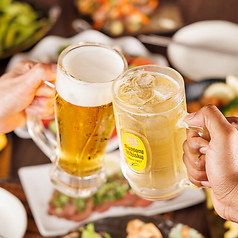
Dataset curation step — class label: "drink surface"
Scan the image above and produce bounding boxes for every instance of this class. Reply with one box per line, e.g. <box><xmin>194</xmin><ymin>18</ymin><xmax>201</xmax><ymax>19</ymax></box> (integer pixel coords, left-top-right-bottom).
<box><xmin>114</xmin><ymin>70</ymin><xmax>187</xmax><ymax>200</ymax></box>
<box><xmin>56</xmin><ymin>45</ymin><xmax>126</xmax><ymax>107</ymax></box>
<box><xmin>63</xmin><ymin>46</ymin><xmax>125</xmax><ymax>83</ymax></box>
<box><xmin>117</xmin><ymin>71</ymin><xmax>179</xmax><ymax>108</ymax></box>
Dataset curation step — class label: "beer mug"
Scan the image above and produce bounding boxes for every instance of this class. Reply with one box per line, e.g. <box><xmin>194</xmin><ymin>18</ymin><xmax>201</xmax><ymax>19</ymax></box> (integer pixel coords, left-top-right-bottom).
<box><xmin>27</xmin><ymin>42</ymin><xmax>127</xmax><ymax>198</ymax></box>
<box><xmin>112</xmin><ymin>65</ymin><xmax>201</xmax><ymax>201</ymax></box>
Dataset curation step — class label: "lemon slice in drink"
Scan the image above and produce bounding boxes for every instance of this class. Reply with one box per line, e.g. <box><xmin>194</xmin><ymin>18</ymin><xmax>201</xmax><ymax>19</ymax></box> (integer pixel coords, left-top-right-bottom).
<box><xmin>0</xmin><ymin>134</ymin><xmax>7</xmax><ymax>151</ymax></box>
<box><xmin>203</xmin><ymin>82</ymin><xmax>236</xmax><ymax>102</ymax></box>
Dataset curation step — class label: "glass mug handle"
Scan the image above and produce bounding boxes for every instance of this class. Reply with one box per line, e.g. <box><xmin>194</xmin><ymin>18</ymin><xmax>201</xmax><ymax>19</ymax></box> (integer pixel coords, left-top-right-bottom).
<box><xmin>27</xmin><ymin>114</ymin><xmax>57</xmax><ymax>161</ymax></box>
<box><xmin>27</xmin><ymin>81</ymin><xmax>57</xmax><ymax>162</ymax></box>
<box><xmin>177</xmin><ymin>112</ymin><xmax>206</xmax><ymax>189</ymax></box>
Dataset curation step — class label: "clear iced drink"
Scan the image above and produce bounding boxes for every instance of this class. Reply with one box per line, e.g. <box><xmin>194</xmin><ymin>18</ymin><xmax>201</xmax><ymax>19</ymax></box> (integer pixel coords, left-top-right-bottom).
<box><xmin>112</xmin><ymin>65</ymin><xmax>187</xmax><ymax>200</ymax></box>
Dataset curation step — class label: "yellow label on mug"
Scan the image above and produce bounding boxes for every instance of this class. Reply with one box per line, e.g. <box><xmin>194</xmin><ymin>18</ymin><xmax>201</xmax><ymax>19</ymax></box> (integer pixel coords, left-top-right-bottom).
<box><xmin>123</xmin><ymin>133</ymin><xmax>147</xmax><ymax>171</ymax></box>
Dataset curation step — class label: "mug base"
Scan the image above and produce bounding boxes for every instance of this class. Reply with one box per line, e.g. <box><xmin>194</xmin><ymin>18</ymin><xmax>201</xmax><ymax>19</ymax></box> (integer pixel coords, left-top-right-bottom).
<box><xmin>50</xmin><ymin>163</ymin><xmax>107</xmax><ymax>198</ymax></box>
<box><xmin>128</xmin><ymin>181</ymin><xmax>184</xmax><ymax>201</ymax></box>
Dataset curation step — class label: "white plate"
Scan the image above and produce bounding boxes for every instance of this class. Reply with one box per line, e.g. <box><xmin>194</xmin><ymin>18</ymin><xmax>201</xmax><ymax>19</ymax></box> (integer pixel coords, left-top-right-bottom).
<box><xmin>7</xmin><ymin>29</ymin><xmax>168</xmax><ymax>151</ymax></box>
<box><xmin>18</xmin><ymin>150</ymin><xmax>206</xmax><ymax>237</ymax></box>
<box><xmin>168</xmin><ymin>20</ymin><xmax>238</xmax><ymax>81</ymax></box>
<box><xmin>0</xmin><ymin>188</ymin><xmax>27</xmax><ymax>238</ymax></box>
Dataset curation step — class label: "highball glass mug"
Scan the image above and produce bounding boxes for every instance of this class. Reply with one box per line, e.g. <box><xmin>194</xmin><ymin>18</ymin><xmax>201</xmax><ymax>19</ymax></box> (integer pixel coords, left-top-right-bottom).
<box><xmin>112</xmin><ymin>65</ymin><xmax>198</xmax><ymax>201</ymax></box>
<box><xmin>27</xmin><ymin>42</ymin><xmax>127</xmax><ymax>198</ymax></box>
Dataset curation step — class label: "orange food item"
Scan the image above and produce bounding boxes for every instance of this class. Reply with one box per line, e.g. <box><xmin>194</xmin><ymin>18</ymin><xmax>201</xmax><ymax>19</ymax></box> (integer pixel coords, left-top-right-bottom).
<box><xmin>187</xmin><ymin>96</ymin><xmax>229</xmax><ymax>113</ymax></box>
<box><xmin>76</xmin><ymin>0</ymin><xmax>159</xmax><ymax>35</ymax></box>
<box><xmin>126</xmin><ymin>219</ymin><xmax>163</xmax><ymax>238</ymax></box>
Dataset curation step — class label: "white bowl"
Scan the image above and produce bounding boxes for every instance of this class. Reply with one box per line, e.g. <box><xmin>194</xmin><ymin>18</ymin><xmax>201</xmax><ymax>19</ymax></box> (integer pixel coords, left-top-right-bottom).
<box><xmin>0</xmin><ymin>188</ymin><xmax>27</xmax><ymax>238</ymax></box>
<box><xmin>168</xmin><ymin>20</ymin><xmax>238</xmax><ymax>81</ymax></box>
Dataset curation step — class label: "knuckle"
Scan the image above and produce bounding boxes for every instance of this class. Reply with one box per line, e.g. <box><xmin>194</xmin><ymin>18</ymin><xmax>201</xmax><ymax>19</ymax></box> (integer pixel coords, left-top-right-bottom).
<box><xmin>195</xmin><ymin>157</ymin><xmax>205</xmax><ymax>171</ymax></box>
<box><xmin>192</xmin><ymin>169</ymin><xmax>206</xmax><ymax>181</ymax></box>
<box><xmin>202</xmin><ymin>104</ymin><xmax>218</xmax><ymax>114</ymax></box>
<box><xmin>34</xmin><ymin>62</ymin><xmax>47</xmax><ymax>71</ymax></box>
<box><xmin>15</xmin><ymin>60</ymin><xmax>35</xmax><ymax>71</ymax></box>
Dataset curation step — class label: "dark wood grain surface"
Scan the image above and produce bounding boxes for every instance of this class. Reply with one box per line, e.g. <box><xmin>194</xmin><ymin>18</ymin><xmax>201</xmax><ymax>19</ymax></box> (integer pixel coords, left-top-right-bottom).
<box><xmin>1</xmin><ymin>0</ymin><xmax>238</xmax><ymax>237</ymax></box>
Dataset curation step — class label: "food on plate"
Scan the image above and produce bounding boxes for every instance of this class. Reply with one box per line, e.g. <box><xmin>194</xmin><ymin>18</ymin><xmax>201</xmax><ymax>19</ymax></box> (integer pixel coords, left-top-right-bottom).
<box><xmin>126</xmin><ymin>219</ymin><xmax>163</xmax><ymax>238</ymax></box>
<box><xmin>0</xmin><ymin>134</ymin><xmax>8</xmax><ymax>151</ymax></box>
<box><xmin>187</xmin><ymin>75</ymin><xmax>238</xmax><ymax>116</ymax></box>
<box><xmin>61</xmin><ymin>223</ymin><xmax>111</xmax><ymax>238</ymax></box>
<box><xmin>48</xmin><ymin>172</ymin><xmax>153</xmax><ymax>222</ymax></box>
<box><xmin>60</xmin><ymin>216</ymin><xmax>205</xmax><ymax>238</ymax></box>
<box><xmin>80</xmin><ymin>223</ymin><xmax>111</xmax><ymax>238</ymax></box>
<box><xmin>169</xmin><ymin>223</ymin><xmax>204</xmax><ymax>238</ymax></box>
<box><xmin>222</xmin><ymin>97</ymin><xmax>238</xmax><ymax>117</ymax></box>
<box><xmin>224</xmin><ymin>221</ymin><xmax>238</xmax><ymax>238</ymax></box>
<box><xmin>75</xmin><ymin>0</ymin><xmax>159</xmax><ymax>35</ymax></box>
<box><xmin>226</xmin><ymin>74</ymin><xmax>238</xmax><ymax>95</ymax></box>
<box><xmin>126</xmin><ymin>219</ymin><xmax>204</xmax><ymax>238</ymax></box>
<box><xmin>0</xmin><ymin>0</ymin><xmax>56</xmax><ymax>59</ymax></box>
<box><xmin>203</xmin><ymin>82</ymin><xmax>236</xmax><ymax>103</ymax></box>
<box><xmin>125</xmin><ymin>54</ymin><xmax>154</xmax><ymax>69</ymax></box>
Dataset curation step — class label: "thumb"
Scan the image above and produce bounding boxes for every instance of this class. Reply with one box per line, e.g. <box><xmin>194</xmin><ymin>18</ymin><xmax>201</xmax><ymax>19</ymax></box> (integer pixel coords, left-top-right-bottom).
<box><xmin>185</xmin><ymin>104</ymin><xmax>235</xmax><ymax>142</ymax></box>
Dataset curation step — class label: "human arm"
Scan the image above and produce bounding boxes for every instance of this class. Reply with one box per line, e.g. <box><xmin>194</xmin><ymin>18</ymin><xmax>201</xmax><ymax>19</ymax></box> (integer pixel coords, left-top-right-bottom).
<box><xmin>0</xmin><ymin>60</ymin><xmax>56</xmax><ymax>134</ymax></box>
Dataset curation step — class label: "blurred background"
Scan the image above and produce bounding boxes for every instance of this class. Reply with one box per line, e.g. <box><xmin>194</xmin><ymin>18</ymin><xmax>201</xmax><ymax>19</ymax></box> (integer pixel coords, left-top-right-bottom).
<box><xmin>1</xmin><ymin>0</ymin><xmax>238</xmax><ymax>76</ymax></box>
<box><xmin>1</xmin><ymin>0</ymin><xmax>238</xmax><ymax>237</ymax></box>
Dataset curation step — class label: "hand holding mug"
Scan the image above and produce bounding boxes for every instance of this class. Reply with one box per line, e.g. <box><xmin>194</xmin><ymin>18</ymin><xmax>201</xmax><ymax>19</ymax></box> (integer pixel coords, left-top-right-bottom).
<box><xmin>183</xmin><ymin>105</ymin><xmax>238</xmax><ymax>222</ymax></box>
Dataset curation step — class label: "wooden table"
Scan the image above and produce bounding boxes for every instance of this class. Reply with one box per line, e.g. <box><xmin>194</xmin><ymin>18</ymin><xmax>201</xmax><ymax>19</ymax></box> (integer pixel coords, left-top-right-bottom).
<box><xmin>2</xmin><ymin>0</ymin><xmax>238</xmax><ymax>237</ymax></box>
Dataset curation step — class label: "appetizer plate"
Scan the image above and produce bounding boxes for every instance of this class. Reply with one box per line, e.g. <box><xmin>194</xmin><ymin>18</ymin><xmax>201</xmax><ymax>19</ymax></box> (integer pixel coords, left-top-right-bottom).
<box><xmin>68</xmin><ymin>215</ymin><xmax>203</xmax><ymax>238</ymax></box>
<box><xmin>7</xmin><ymin>29</ymin><xmax>168</xmax><ymax>152</ymax></box>
<box><xmin>168</xmin><ymin>20</ymin><xmax>238</xmax><ymax>81</ymax></box>
<box><xmin>18</xmin><ymin>150</ymin><xmax>206</xmax><ymax>237</ymax></box>
<box><xmin>0</xmin><ymin>188</ymin><xmax>27</xmax><ymax>238</ymax></box>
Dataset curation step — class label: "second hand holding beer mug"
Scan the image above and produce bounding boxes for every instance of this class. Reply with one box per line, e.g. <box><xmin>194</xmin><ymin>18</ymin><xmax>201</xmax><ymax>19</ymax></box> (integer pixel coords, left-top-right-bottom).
<box><xmin>112</xmin><ymin>65</ymin><xmax>202</xmax><ymax>201</ymax></box>
<box><xmin>27</xmin><ymin>42</ymin><xmax>127</xmax><ymax>198</ymax></box>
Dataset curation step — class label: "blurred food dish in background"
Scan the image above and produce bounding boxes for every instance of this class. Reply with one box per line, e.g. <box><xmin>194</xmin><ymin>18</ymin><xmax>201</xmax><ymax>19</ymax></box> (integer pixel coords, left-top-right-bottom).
<box><xmin>60</xmin><ymin>215</ymin><xmax>205</xmax><ymax>238</ymax></box>
<box><xmin>205</xmin><ymin>188</ymin><xmax>238</xmax><ymax>238</ymax></box>
<box><xmin>0</xmin><ymin>134</ymin><xmax>7</xmax><ymax>152</ymax></box>
<box><xmin>186</xmin><ymin>75</ymin><xmax>238</xmax><ymax>117</ymax></box>
<box><xmin>76</xmin><ymin>0</ymin><xmax>159</xmax><ymax>35</ymax></box>
<box><xmin>0</xmin><ymin>134</ymin><xmax>11</xmax><ymax>179</ymax></box>
<box><xmin>0</xmin><ymin>0</ymin><xmax>60</xmax><ymax>59</ymax></box>
<box><xmin>48</xmin><ymin>171</ymin><xmax>153</xmax><ymax>222</ymax></box>
<box><xmin>74</xmin><ymin>0</ymin><xmax>184</xmax><ymax>36</ymax></box>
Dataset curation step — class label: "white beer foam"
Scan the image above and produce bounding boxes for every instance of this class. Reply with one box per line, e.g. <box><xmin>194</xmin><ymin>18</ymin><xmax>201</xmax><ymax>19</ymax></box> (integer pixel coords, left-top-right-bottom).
<box><xmin>56</xmin><ymin>46</ymin><xmax>125</xmax><ymax>107</ymax></box>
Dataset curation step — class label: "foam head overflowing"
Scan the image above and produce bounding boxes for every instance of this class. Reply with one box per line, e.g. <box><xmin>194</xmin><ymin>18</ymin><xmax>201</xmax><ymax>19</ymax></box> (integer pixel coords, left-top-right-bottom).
<box><xmin>56</xmin><ymin>44</ymin><xmax>126</xmax><ymax>107</ymax></box>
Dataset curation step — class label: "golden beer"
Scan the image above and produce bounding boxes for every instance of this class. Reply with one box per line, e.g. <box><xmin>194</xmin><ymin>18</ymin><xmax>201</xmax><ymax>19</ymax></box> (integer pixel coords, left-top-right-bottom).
<box><xmin>112</xmin><ymin>65</ymin><xmax>187</xmax><ymax>200</ymax></box>
<box><xmin>55</xmin><ymin>93</ymin><xmax>115</xmax><ymax>177</ymax></box>
<box><xmin>51</xmin><ymin>42</ymin><xmax>127</xmax><ymax>197</ymax></box>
